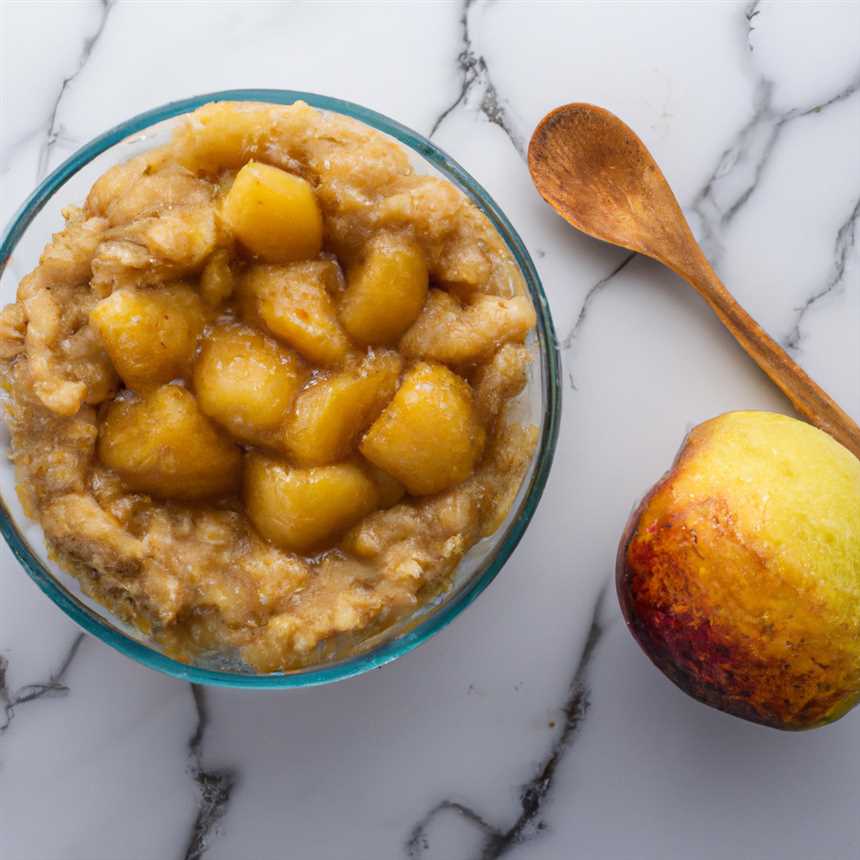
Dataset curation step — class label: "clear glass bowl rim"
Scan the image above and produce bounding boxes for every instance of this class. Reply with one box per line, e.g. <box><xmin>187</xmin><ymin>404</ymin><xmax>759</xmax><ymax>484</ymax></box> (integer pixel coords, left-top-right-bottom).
<box><xmin>0</xmin><ymin>89</ymin><xmax>561</xmax><ymax>688</ymax></box>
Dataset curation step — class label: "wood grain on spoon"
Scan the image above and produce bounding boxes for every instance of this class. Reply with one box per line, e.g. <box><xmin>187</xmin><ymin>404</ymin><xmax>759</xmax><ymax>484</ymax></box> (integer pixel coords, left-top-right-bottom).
<box><xmin>528</xmin><ymin>103</ymin><xmax>860</xmax><ymax>461</ymax></box>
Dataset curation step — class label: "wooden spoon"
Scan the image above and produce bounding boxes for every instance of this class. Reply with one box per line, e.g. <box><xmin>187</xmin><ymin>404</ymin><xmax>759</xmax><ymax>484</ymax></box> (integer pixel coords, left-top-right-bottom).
<box><xmin>528</xmin><ymin>103</ymin><xmax>860</xmax><ymax>461</ymax></box>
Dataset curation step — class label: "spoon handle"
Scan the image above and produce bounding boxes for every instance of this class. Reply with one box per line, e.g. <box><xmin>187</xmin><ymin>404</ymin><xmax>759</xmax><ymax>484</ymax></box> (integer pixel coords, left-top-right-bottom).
<box><xmin>680</xmin><ymin>251</ymin><xmax>860</xmax><ymax>460</ymax></box>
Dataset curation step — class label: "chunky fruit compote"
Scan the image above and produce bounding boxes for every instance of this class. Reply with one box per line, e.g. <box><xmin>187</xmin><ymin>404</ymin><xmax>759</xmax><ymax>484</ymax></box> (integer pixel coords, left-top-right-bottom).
<box><xmin>0</xmin><ymin>101</ymin><xmax>537</xmax><ymax>671</ymax></box>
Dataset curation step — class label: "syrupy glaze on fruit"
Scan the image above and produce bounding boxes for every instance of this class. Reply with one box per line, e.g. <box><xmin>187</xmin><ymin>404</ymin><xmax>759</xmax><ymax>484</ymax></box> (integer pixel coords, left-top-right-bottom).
<box><xmin>0</xmin><ymin>101</ymin><xmax>537</xmax><ymax>671</ymax></box>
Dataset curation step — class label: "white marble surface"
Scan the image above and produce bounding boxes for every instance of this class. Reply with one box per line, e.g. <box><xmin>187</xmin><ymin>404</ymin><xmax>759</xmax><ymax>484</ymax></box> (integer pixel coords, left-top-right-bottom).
<box><xmin>1</xmin><ymin>1</ymin><xmax>859</xmax><ymax>857</ymax></box>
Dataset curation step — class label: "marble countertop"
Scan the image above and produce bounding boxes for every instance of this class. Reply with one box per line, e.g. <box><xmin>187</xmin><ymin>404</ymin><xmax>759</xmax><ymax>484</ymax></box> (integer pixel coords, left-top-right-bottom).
<box><xmin>1</xmin><ymin>1</ymin><xmax>859</xmax><ymax>857</ymax></box>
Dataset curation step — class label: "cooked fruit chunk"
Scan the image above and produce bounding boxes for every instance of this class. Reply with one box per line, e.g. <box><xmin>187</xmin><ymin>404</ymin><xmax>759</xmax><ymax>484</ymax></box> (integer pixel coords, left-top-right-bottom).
<box><xmin>244</xmin><ymin>455</ymin><xmax>379</xmax><ymax>553</ymax></box>
<box><xmin>363</xmin><ymin>463</ymin><xmax>406</xmax><ymax>508</ymax></box>
<box><xmin>173</xmin><ymin>102</ymin><xmax>276</xmax><ymax>173</ymax></box>
<box><xmin>98</xmin><ymin>385</ymin><xmax>241</xmax><ymax>500</ymax></box>
<box><xmin>199</xmin><ymin>249</ymin><xmax>234</xmax><ymax>306</ymax></box>
<box><xmin>38</xmin><ymin>211</ymin><xmax>108</xmax><ymax>284</ymax></box>
<box><xmin>284</xmin><ymin>351</ymin><xmax>402</xmax><ymax>465</ymax></box>
<box><xmin>339</xmin><ymin>234</ymin><xmax>428</xmax><ymax>345</ymax></box>
<box><xmin>87</xmin><ymin>161</ymin><xmax>213</xmax><ymax>227</ymax></box>
<box><xmin>360</xmin><ymin>362</ymin><xmax>485</xmax><ymax>495</ymax></box>
<box><xmin>89</xmin><ymin>285</ymin><xmax>205</xmax><ymax>391</ymax></box>
<box><xmin>400</xmin><ymin>289</ymin><xmax>536</xmax><ymax>365</ymax></box>
<box><xmin>90</xmin><ymin>205</ymin><xmax>218</xmax><ymax>297</ymax></box>
<box><xmin>240</xmin><ymin>262</ymin><xmax>351</xmax><ymax>366</ymax></box>
<box><xmin>193</xmin><ymin>322</ymin><xmax>305</xmax><ymax>445</ymax></box>
<box><xmin>222</xmin><ymin>162</ymin><xmax>323</xmax><ymax>263</ymax></box>
<box><xmin>471</xmin><ymin>343</ymin><xmax>530</xmax><ymax>426</ymax></box>
<box><xmin>22</xmin><ymin>285</ymin><xmax>117</xmax><ymax>416</ymax></box>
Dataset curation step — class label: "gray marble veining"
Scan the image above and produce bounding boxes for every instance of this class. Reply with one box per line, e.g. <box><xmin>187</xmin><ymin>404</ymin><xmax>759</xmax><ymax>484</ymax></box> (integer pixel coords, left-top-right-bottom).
<box><xmin>406</xmin><ymin>587</ymin><xmax>610</xmax><ymax>859</ymax></box>
<box><xmin>0</xmin><ymin>2</ymin><xmax>858</xmax><ymax>858</ymax></box>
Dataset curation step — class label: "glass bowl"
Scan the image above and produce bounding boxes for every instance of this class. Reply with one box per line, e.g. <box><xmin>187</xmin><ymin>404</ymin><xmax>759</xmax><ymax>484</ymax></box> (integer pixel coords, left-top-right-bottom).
<box><xmin>0</xmin><ymin>89</ymin><xmax>561</xmax><ymax>688</ymax></box>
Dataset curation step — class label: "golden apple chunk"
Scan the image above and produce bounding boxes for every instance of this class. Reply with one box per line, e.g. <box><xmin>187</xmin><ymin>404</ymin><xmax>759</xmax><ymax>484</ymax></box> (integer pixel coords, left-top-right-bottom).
<box><xmin>199</xmin><ymin>249</ymin><xmax>234</xmax><ymax>306</ymax></box>
<box><xmin>360</xmin><ymin>361</ymin><xmax>485</xmax><ymax>496</ymax></box>
<box><xmin>222</xmin><ymin>161</ymin><xmax>322</xmax><ymax>263</ymax></box>
<box><xmin>284</xmin><ymin>351</ymin><xmax>402</xmax><ymax>465</ymax></box>
<box><xmin>240</xmin><ymin>262</ymin><xmax>351</xmax><ymax>366</ymax></box>
<box><xmin>339</xmin><ymin>234</ymin><xmax>428</xmax><ymax>345</ymax></box>
<box><xmin>617</xmin><ymin>411</ymin><xmax>860</xmax><ymax>730</ymax></box>
<box><xmin>193</xmin><ymin>321</ymin><xmax>305</xmax><ymax>445</ymax></box>
<box><xmin>98</xmin><ymin>385</ymin><xmax>241</xmax><ymax>500</ymax></box>
<box><xmin>89</xmin><ymin>284</ymin><xmax>205</xmax><ymax>391</ymax></box>
<box><xmin>244</xmin><ymin>454</ymin><xmax>379</xmax><ymax>553</ymax></box>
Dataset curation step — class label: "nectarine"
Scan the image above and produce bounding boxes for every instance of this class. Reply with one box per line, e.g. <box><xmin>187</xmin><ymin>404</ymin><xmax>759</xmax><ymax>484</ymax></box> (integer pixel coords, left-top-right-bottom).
<box><xmin>617</xmin><ymin>411</ymin><xmax>860</xmax><ymax>730</ymax></box>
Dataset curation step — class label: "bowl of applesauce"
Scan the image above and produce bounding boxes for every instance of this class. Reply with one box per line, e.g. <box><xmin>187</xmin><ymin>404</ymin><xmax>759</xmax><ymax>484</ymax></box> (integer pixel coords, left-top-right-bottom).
<box><xmin>0</xmin><ymin>90</ymin><xmax>560</xmax><ymax>686</ymax></box>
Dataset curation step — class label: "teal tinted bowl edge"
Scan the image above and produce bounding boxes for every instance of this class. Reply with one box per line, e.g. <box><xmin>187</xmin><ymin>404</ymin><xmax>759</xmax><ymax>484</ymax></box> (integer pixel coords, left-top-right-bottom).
<box><xmin>0</xmin><ymin>89</ymin><xmax>561</xmax><ymax>688</ymax></box>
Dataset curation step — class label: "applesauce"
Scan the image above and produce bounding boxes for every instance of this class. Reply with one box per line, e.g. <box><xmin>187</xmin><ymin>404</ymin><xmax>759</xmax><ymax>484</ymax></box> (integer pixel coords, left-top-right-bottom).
<box><xmin>0</xmin><ymin>101</ymin><xmax>537</xmax><ymax>671</ymax></box>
